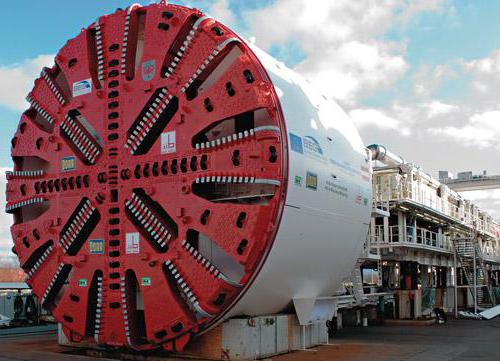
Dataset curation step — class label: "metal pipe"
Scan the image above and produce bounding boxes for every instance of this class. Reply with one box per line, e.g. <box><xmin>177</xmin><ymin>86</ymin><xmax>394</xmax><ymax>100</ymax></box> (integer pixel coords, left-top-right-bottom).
<box><xmin>367</xmin><ymin>144</ymin><xmax>405</xmax><ymax>166</ymax></box>
<box><xmin>473</xmin><ymin>244</ymin><xmax>477</xmax><ymax>314</ymax></box>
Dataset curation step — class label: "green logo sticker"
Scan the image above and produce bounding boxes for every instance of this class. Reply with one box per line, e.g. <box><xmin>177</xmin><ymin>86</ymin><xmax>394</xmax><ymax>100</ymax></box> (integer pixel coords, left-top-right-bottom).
<box><xmin>294</xmin><ymin>175</ymin><xmax>302</xmax><ymax>186</ymax></box>
<box><xmin>78</xmin><ymin>279</ymin><xmax>87</xmax><ymax>287</ymax></box>
<box><xmin>141</xmin><ymin>277</ymin><xmax>152</xmax><ymax>286</ymax></box>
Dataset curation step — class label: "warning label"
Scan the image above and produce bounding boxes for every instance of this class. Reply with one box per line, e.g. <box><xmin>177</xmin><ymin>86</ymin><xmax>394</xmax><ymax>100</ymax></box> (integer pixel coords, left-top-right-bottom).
<box><xmin>126</xmin><ymin>232</ymin><xmax>140</xmax><ymax>254</ymax></box>
<box><xmin>161</xmin><ymin>131</ymin><xmax>176</xmax><ymax>154</ymax></box>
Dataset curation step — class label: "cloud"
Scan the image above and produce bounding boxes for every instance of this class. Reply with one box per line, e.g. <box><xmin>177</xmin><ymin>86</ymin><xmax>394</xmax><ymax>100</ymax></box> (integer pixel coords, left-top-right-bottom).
<box><xmin>0</xmin><ymin>55</ymin><xmax>55</xmax><ymax>111</ymax></box>
<box><xmin>349</xmin><ymin>108</ymin><xmax>411</xmax><ymax>136</ymax></box>
<box><xmin>354</xmin><ymin>48</ymin><xmax>500</xmax><ymax>166</ymax></box>
<box><xmin>244</xmin><ymin>0</ymin><xmax>447</xmax><ymax>105</ymax></box>
<box><xmin>422</xmin><ymin>100</ymin><xmax>459</xmax><ymax>118</ymax></box>
<box><xmin>462</xmin><ymin>49</ymin><xmax>500</xmax><ymax>106</ymax></box>
<box><xmin>464</xmin><ymin>49</ymin><xmax>500</xmax><ymax>76</ymax></box>
<box><xmin>207</xmin><ymin>0</ymin><xmax>235</xmax><ymax>26</ymax></box>
<box><xmin>399</xmin><ymin>0</ymin><xmax>450</xmax><ymax>25</ymax></box>
<box><xmin>413</xmin><ymin>64</ymin><xmax>457</xmax><ymax>98</ymax></box>
<box><xmin>348</xmin><ymin>100</ymin><xmax>458</xmax><ymax>138</ymax></box>
<box><xmin>428</xmin><ymin>110</ymin><xmax>500</xmax><ymax>149</ymax></box>
<box><xmin>461</xmin><ymin>189</ymin><xmax>500</xmax><ymax>219</ymax></box>
<box><xmin>296</xmin><ymin>40</ymin><xmax>408</xmax><ymax>105</ymax></box>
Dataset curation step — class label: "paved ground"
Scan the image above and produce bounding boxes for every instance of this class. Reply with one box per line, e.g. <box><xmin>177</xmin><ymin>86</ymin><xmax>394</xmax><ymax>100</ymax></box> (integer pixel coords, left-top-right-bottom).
<box><xmin>275</xmin><ymin>317</ymin><xmax>500</xmax><ymax>361</ymax></box>
<box><xmin>0</xmin><ymin>319</ymin><xmax>499</xmax><ymax>360</ymax></box>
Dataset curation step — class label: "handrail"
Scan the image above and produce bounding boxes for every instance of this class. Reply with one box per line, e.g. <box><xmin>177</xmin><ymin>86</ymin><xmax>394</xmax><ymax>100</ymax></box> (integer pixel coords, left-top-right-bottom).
<box><xmin>372</xmin><ymin>225</ymin><xmax>452</xmax><ymax>252</ymax></box>
<box><xmin>373</xmin><ymin>176</ymin><xmax>500</xmax><ymax>238</ymax></box>
<box><xmin>371</xmin><ymin>224</ymin><xmax>500</xmax><ymax>261</ymax></box>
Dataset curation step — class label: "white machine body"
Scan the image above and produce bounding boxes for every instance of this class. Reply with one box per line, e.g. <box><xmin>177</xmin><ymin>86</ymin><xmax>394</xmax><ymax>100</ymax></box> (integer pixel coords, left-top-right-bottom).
<box><xmin>225</xmin><ymin>44</ymin><xmax>372</xmax><ymax>318</ymax></box>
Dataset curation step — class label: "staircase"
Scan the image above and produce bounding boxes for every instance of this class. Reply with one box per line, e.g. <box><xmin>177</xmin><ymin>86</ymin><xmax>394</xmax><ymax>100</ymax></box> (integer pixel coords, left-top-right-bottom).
<box><xmin>453</xmin><ymin>237</ymin><xmax>495</xmax><ymax>308</ymax></box>
<box><xmin>474</xmin><ymin>242</ymin><xmax>496</xmax><ymax>307</ymax></box>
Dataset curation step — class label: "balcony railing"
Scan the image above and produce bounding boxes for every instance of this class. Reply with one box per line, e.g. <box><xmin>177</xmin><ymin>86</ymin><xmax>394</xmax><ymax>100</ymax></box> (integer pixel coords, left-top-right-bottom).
<box><xmin>370</xmin><ymin>225</ymin><xmax>500</xmax><ymax>263</ymax></box>
<box><xmin>371</xmin><ymin>225</ymin><xmax>453</xmax><ymax>253</ymax></box>
<box><xmin>482</xmin><ymin>244</ymin><xmax>500</xmax><ymax>263</ymax></box>
<box><xmin>373</xmin><ymin>180</ymin><xmax>500</xmax><ymax>239</ymax></box>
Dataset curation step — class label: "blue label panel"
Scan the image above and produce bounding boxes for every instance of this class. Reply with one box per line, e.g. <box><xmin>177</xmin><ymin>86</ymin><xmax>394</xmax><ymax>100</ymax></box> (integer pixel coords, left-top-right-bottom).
<box><xmin>289</xmin><ymin>133</ymin><xmax>303</xmax><ymax>154</ymax></box>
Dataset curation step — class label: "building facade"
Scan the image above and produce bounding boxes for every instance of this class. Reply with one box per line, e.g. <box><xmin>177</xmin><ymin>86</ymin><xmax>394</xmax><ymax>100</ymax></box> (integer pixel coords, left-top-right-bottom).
<box><xmin>366</xmin><ymin>160</ymin><xmax>500</xmax><ymax>319</ymax></box>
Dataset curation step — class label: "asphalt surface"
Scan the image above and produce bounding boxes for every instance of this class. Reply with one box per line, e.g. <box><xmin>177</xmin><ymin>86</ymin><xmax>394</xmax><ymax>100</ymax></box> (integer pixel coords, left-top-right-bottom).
<box><xmin>0</xmin><ymin>324</ymin><xmax>57</xmax><ymax>339</ymax></box>
<box><xmin>0</xmin><ymin>319</ymin><xmax>498</xmax><ymax>360</ymax></box>
<box><xmin>275</xmin><ymin>317</ymin><xmax>500</xmax><ymax>361</ymax></box>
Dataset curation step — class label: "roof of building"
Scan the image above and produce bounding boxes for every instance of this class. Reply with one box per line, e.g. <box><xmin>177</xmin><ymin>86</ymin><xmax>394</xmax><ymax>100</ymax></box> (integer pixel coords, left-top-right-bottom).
<box><xmin>0</xmin><ymin>282</ymin><xmax>29</xmax><ymax>290</ymax></box>
<box><xmin>0</xmin><ymin>268</ymin><xmax>26</xmax><ymax>283</ymax></box>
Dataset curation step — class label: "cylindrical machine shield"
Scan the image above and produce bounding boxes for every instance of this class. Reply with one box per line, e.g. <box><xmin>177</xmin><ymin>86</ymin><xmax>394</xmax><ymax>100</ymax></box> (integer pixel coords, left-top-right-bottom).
<box><xmin>6</xmin><ymin>2</ymin><xmax>371</xmax><ymax>351</ymax></box>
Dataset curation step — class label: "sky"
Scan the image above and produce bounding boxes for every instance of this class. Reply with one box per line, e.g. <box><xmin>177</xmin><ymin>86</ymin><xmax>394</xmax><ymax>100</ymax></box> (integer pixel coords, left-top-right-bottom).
<box><xmin>0</xmin><ymin>0</ymin><xmax>499</xmax><ymax>264</ymax></box>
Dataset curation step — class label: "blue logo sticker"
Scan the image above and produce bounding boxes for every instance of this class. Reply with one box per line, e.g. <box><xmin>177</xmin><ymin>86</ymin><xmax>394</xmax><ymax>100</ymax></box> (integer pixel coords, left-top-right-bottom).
<box><xmin>141</xmin><ymin>60</ymin><xmax>156</xmax><ymax>81</ymax></box>
<box><xmin>289</xmin><ymin>133</ymin><xmax>303</xmax><ymax>154</ymax></box>
<box><xmin>61</xmin><ymin>156</ymin><xmax>76</xmax><ymax>172</ymax></box>
<box><xmin>72</xmin><ymin>79</ymin><xmax>92</xmax><ymax>97</ymax></box>
<box><xmin>89</xmin><ymin>239</ymin><xmax>105</xmax><ymax>255</ymax></box>
<box><xmin>303</xmin><ymin>136</ymin><xmax>323</xmax><ymax>155</ymax></box>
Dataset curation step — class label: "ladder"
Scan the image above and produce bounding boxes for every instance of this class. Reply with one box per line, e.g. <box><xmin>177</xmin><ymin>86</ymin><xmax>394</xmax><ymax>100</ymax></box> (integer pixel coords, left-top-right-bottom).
<box><xmin>453</xmin><ymin>236</ymin><xmax>495</xmax><ymax>309</ymax></box>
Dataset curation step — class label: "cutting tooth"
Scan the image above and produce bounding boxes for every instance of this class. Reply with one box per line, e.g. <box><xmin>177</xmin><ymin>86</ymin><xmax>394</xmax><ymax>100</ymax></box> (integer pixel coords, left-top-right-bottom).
<box><xmin>126</xmin><ymin>89</ymin><xmax>174</xmax><ymax>154</ymax></box>
<box><xmin>94</xmin><ymin>20</ymin><xmax>105</xmax><ymax>82</ymax></box>
<box><xmin>40</xmin><ymin>69</ymin><xmax>65</xmax><ymax>105</ymax></box>
<box><xmin>26</xmin><ymin>95</ymin><xmax>56</xmax><ymax>125</ymax></box>
<box><xmin>59</xmin><ymin>199</ymin><xmax>98</xmax><ymax>253</ymax></box>
<box><xmin>125</xmin><ymin>192</ymin><xmax>173</xmax><ymax>250</ymax></box>
<box><xmin>94</xmin><ymin>276</ymin><xmax>104</xmax><ymax>341</ymax></box>
<box><xmin>181</xmin><ymin>38</ymin><xmax>240</xmax><ymax>93</ymax></box>
<box><xmin>6</xmin><ymin>196</ymin><xmax>45</xmax><ymax>213</ymax></box>
<box><xmin>193</xmin><ymin>175</ymin><xmax>280</xmax><ymax>187</ymax></box>
<box><xmin>164</xmin><ymin>260</ymin><xmax>214</xmax><ymax>318</ymax></box>
<box><xmin>6</xmin><ymin>170</ymin><xmax>44</xmax><ymax>179</ymax></box>
<box><xmin>120</xmin><ymin>280</ymin><xmax>132</xmax><ymax>345</ymax></box>
<box><xmin>41</xmin><ymin>263</ymin><xmax>65</xmax><ymax>305</ymax></box>
<box><xmin>121</xmin><ymin>9</ymin><xmax>130</xmax><ymax>75</ymax></box>
<box><xmin>163</xmin><ymin>16</ymin><xmax>210</xmax><ymax>77</ymax></box>
<box><xmin>25</xmin><ymin>245</ymin><xmax>54</xmax><ymax>281</ymax></box>
<box><xmin>181</xmin><ymin>240</ymin><xmax>222</xmax><ymax>278</ymax></box>
<box><xmin>60</xmin><ymin>113</ymin><xmax>102</xmax><ymax>164</ymax></box>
